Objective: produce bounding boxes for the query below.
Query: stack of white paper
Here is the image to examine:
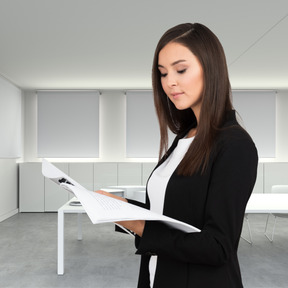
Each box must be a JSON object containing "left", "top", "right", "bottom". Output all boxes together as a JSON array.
[{"left": 42, "top": 159, "right": 200, "bottom": 233}]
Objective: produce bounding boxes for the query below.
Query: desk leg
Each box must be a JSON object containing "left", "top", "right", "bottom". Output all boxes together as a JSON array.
[
  {"left": 77, "top": 213, "right": 82, "bottom": 240},
  {"left": 58, "top": 209, "right": 64, "bottom": 275}
]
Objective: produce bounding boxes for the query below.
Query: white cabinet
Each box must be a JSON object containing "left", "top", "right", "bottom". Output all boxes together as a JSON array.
[
  {"left": 19, "top": 161, "right": 288, "bottom": 212},
  {"left": 94, "top": 163, "right": 117, "bottom": 190},
  {"left": 19, "top": 163, "right": 44, "bottom": 212},
  {"left": 264, "top": 162, "right": 288, "bottom": 193},
  {"left": 118, "top": 163, "right": 142, "bottom": 185},
  {"left": 44, "top": 163, "right": 70, "bottom": 211},
  {"left": 142, "top": 162, "right": 156, "bottom": 185},
  {"left": 252, "top": 163, "right": 264, "bottom": 194},
  {"left": 19, "top": 161, "right": 157, "bottom": 212},
  {"left": 69, "top": 163, "right": 94, "bottom": 191}
]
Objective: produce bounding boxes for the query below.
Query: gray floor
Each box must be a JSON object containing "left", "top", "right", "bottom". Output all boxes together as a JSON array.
[{"left": 0, "top": 213, "right": 287, "bottom": 288}]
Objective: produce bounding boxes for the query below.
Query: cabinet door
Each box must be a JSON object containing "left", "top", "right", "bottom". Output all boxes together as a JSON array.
[
  {"left": 19, "top": 163, "right": 44, "bottom": 212},
  {"left": 264, "top": 162, "right": 288, "bottom": 193},
  {"left": 142, "top": 162, "right": 156, "bottom": 185},
  {"left": 94, "top": 163, "right": 117, "bottom": 190},
  {"left": 117, "top": 163, "right": 142, "bottom": 185},
  {"left": 44, "top": 163, "right": 70, "bottom": 211},
  {"left": 252, "top": 163, "right": 263, "bottom": 194},
  {"left": 69, "top": 163, "right": 94, "bottom": 191}
]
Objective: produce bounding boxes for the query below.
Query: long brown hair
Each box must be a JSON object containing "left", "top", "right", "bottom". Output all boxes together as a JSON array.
[{"left": 152, "top": 23, "right": 233, "bottom": 175}]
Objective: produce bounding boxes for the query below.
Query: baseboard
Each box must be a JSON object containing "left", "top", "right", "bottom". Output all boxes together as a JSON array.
[{"left": 0, "top": 208, "right": 18, "bottom": 222}]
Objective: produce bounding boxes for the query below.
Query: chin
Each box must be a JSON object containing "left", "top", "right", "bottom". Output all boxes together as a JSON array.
[{"left": 175, "top": 104, "right": 191, "bottom": 111}]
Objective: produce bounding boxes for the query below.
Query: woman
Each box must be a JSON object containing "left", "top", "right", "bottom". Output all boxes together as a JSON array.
[{"left": 99, "top": 23, "right": 258, "bottom": 288}]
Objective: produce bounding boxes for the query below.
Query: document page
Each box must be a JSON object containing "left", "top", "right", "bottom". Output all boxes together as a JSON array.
[{"left": 42, "top": 159, "right": 200, "bottom": 233}]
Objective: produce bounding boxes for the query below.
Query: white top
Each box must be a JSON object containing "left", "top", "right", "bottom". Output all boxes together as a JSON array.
[{"left": 147, "top": 136, "right": 194, "bottom": 287}]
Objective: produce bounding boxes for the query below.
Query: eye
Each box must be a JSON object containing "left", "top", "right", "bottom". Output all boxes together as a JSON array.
[
  {"left": 177, "top": 69, "right": 186, "bottom": 74},
  {"left": 160, "top": 72, "right": 167, "bottom": 78}
]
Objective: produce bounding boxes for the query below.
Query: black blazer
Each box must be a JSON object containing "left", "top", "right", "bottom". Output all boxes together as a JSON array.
[{"left": 130, "top": 110, "right": 258, "bottom": 288}]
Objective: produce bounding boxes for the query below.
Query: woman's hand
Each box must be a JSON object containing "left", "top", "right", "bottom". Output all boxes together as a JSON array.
[
  {"left": 95, "top": 189, "right": 128, "bottom": 202},
  {"left": 116, "top": 219, "right": 145, "bottom": 237},
  {"left": 94, "top": 190, "right": 145, "bottom": 237}
]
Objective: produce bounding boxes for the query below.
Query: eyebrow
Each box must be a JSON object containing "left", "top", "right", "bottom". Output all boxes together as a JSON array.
[{"left": 158, "top": 59, "right": 187, "bottom": 68}]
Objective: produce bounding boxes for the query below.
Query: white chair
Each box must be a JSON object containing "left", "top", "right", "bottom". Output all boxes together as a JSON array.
[
  {"left": 241, "top": 214, "right": 253, "bottom": 244},
  {"left": 264, "top": 185, "right": 288, "bottom": 242}
]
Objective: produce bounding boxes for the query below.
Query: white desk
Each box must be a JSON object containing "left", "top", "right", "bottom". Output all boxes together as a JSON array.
[
  {"left": 244, "top": 193, "right": 288, "bottom": 244},
  {"left": 246, "top": 193, "right": 288, "bottom": 213},
  {"left": 107, "top": 185, "right": 146, "bottom": 199},
  {"left": 57, "top": 188, "right": 124, "bottom": 275},
  {"left": 58, "top": 198, "right": 85, "bottom": 275},
  {"left": 57, "top": 193, "right": 288, "bottom": 275}
]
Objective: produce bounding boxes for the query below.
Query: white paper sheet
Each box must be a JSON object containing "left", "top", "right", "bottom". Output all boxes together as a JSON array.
[{"left": 42, "top": 159, "right": 200, "bottom": 233}]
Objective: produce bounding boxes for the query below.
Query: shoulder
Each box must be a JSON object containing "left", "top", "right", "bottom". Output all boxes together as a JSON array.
[
  {"left": 214, "top": 112, "right": 258, "bottom": 159},
  {"left": 219, "top": 110, "right": 254, "bottom": 142},
  {"left": 218, "top": 126, "right": 257, "bottom": 156},
  {"left": 219, "top": 124, "right": 253, "bottom": 143}
]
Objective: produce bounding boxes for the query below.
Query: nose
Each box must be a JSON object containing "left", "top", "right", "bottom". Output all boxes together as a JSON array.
[{"left": 166, "top": 74, "right": 177, "bottom": 88}]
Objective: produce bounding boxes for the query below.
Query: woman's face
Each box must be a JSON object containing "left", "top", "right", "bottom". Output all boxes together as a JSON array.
[{"left": 158, "top": 42, "right": 204, "bottom": 120}]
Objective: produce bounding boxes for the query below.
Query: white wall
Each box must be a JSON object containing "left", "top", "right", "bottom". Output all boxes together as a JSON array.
[
  {"left": 23, "top": 90, "right": 156, "bottom": 162},
  {"left": 23, "top": 89, "right": 288, "bottom": 163},
  {"left": 0, "top": 87, "right": 286, "bottom": 221},
  {"left": 0, "top": 76, "right": 21, "bottom": 222},
  {"left": 23, "top": 90, "right": 37, "bottom": 162},
  {"left": 0, "top": 159, "right": 19, "bottom": 221},
  {"left": 0, "top": 76, "right": 22, "bottom": 157},
  {"left": 99, "top": 91, "right": 126, "bottom": 161},
  {"left": 276, "top": 90, "right": 288, "bottom": 160}
]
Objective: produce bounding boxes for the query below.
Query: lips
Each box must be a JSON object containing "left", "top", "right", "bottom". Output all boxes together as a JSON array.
[{"left": 171, "top": 92, "right": 183, "bottom": 99}]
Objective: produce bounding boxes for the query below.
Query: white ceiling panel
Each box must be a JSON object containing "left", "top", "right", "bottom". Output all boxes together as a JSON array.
[{"left": 0, "top": 0, "right": 287, "bottom": 90}]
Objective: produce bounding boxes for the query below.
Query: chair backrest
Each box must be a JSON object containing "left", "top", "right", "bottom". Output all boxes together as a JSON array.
[{"left": 271, "top": 185, "right": 288, "bottom": 194}]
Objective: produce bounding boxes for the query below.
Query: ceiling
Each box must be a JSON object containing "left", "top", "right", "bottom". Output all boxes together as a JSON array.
[{"left": 0, "top": 0, "right": 287, "bottom": 90}]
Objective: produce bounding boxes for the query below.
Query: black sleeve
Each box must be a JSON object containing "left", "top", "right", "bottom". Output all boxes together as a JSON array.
[{"left": 115, "top": 197, "right": 149, "bottom": 234}]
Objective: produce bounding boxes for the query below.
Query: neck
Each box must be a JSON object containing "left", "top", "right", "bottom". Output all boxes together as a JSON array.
[{"left": 186, "top": 128, "right": 197, "bottom": 138}]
